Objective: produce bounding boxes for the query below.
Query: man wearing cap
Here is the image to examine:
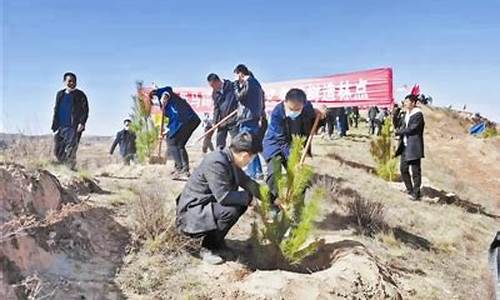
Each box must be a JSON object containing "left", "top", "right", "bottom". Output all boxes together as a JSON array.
[
  {"left": 149, "top": 86, "right": 201, "bottom": 180},
  {"left": 176, "top": 132, "right": 264, "bottom": 264}
]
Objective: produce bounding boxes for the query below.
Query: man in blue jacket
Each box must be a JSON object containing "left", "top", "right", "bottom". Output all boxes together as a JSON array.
[
  {"left": 207, "top": 73, "right": 239, "bottom": 149},
  {"left": 51, "top": 72, "right": 89, "bottom": 170},
  {"left": 263, "top": 88, "right": 321, "bottom": 203},
  {"left": 150, "top": 86, "right": 201, "bottom": 180},
  {"left": 110, "top": 119, "right": 137, "bottom": 165},
  {"left": 233, "top": 64, "right": 264, "bottom": 179}
]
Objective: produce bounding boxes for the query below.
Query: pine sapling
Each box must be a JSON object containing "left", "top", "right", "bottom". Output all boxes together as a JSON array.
[{"left": 253, "top": 136, "right": 325, "bottom": 265}]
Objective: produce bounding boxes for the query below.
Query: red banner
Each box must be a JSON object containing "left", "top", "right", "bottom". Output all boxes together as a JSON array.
[{"left": 141, "top": 67, "right": 393, "bottom": 117}]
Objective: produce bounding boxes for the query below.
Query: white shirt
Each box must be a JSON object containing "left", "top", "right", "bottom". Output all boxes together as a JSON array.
[{"left": 403, "top": 107, "right": 422, "bottom": 146}]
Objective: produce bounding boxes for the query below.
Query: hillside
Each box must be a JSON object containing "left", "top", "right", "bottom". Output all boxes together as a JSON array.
[{"left": 1, "top": 106, "right": 499, "bottom": 299}]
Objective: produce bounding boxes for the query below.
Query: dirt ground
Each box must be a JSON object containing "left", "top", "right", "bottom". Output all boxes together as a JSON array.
[{"left": 1, "top": 106, "right": 499, "bottom": 299}]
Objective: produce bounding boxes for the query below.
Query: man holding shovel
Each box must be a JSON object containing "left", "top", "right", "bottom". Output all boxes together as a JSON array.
[
  {"left": 207, "top": 73, "right": 239, "bottom": 149},
  {"left": 150, "top": 86, "right": 200, "bottom": 180},
  {"left": 263, "top": 88, "right": 324, "bottom": 211}
]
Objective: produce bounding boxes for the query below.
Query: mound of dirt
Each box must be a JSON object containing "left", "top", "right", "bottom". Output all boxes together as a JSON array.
[{"left": 0, "top": 165, "right": 129, "bottom": 300}]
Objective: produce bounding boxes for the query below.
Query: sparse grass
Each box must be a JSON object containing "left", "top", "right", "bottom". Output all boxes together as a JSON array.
[
  {"left": 116, "top": 251, "right": 203, "bottom": 298},
  {"left": 1, "top": 135, "right": 53, "bottom": 169}
]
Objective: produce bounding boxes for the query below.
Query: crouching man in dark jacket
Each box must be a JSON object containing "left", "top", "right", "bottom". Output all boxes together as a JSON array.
[
  {"left": 110, "top": 119, "right": 137, "bottom": 165},
  {"left": 395, "top": 94, "right": 425, "bottom": 200},
  {"left": 176, "top": 132, "right": 264, "bottom": 264}
]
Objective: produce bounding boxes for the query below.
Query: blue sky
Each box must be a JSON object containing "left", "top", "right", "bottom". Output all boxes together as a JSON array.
[{"left": 2, "top": 0, "right": 499, "bottom": 135}]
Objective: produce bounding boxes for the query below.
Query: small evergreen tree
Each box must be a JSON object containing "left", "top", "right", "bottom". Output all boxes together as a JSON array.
[
  {"left": 130, "top": 81, "right": 159, "bottom": 163},
  {"left": 253, "top": 136, "right": 325, "bottom": 265},
  {"left": 369, "top": 118, "right": 398, "bottom": 181}
]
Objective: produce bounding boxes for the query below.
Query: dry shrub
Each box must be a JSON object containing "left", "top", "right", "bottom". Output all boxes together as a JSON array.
[
  {"left": 117, "top": 185, "right": 206, "bottom": 298},
  {"left": 128, "top": 186, "right": 197, "bottom": 255},
  {"left": 346, "top": 197, "right": 386, "bottom": 236}
]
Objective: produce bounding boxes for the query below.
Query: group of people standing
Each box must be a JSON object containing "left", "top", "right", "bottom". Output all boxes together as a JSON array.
[
  {"left": 50, "top": 67, "right": 425, "bottom": 265},
  {"left": 320, "top": 106, "right": 360, "bottom": 139}
]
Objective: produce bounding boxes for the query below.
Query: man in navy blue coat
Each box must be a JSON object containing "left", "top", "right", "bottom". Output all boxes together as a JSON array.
[
  {"left": 110, "top": 119, "right": 137, "bottom": 165},
  {"left": 233, "top": 64, "right": 264, "bottom": 179},
  {"left": 150, "top": 86, "right": 201, "bottom": 180},
  {"left": 263, "top": 88, "right": 321, "bottom": 202},
  {"left": 207, "top": 73, "right": 239, "bottom": 149}
]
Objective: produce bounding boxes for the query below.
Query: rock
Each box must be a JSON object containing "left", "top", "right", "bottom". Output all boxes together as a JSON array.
[{"left": 0, "top": 163, "right": 77, "bottom": 224}]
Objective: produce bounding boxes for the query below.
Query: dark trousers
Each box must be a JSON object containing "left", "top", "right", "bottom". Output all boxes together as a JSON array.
[
  {"left": 167, "top": 118, "right": 200, "bottom": 172},
  {"left": 54, "top": 127, "right": 81, "bottom": 168},
  {"left": 368, "top": 119, "right": 376, "bottom": 135},
  {"left": 400, "top": 151, "right": 422, "bottom": 197},
  {"left": 326, "top": 116, "right": 336, "bottom": 136},
  {"left": 202, "top": 132, "right": 214, "bottom": 153},
  {"left": 266, "top": 154, "right": 287, "bottom": 201},
  {"left": 201, "top": 203, "right": 247, "bottom": 250},
  {"left": 122, "top": 153, "right": 135, "bottom": 165},
  {"left": 215, "top": 124, "right": 238, "bottom": 149}
]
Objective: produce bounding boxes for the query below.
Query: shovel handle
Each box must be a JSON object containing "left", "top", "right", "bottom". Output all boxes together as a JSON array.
[
  {"left": 300, "top": 113, "right": 321, "bottom": 165},
  {"left": 196, "top": 109, "right": 238, "bottom": 142}
]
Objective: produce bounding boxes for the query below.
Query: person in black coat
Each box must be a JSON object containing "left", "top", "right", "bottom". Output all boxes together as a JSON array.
[
  {"left": 395, "top": 94, "right": 425, "bottom": 200},
  {"left": 207, "top": 73, "right": 239, "bottom": 149},
  {"left": 110, "top": 119, "right": 137, "bottom": 165},
  {"left": 51, "top": 72, "right": 89, "bottom": 170},
  {"left": 176, "top": 132, "right": 264, "bottom": 264},
  {"left": 392, "top": 103, "right": 402, "bottom": 130},
  {"left": 367, "top": 106, "right": 379, "bottom": 135},
  {"left": 352, "top": 106, "right": 360, "bottom": 128}
]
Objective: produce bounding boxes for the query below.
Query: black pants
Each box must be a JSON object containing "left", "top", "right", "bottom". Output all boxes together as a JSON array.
[
  {"left": 122, "top": 153, "right": 135, "bottom": 165},
  {"left": 54, "top": 127, "right": 81, "bottom": 168},
  {"left": 167, "top": 118, "right": 200, "bottom": 172},
  {"left": 400, "top": 152, "right": 422, "bottom": 197},
  {"left": 201, "top": 203, "right": 247, "bottom": 250},
  {"left": 215, "top": 124, "right": 239, "bottom": 149},
  {"left": 202, "top": 132, "right": 214, "bottom": 153},
  {"left": 368, "top": 119, "right": 376, "bottom": 135},
  {"left": 326, "top": 115, "right": 336, "bottom": 136},
  {"left": 266, "top": 155, "right": 287, "bottom": 202}
]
